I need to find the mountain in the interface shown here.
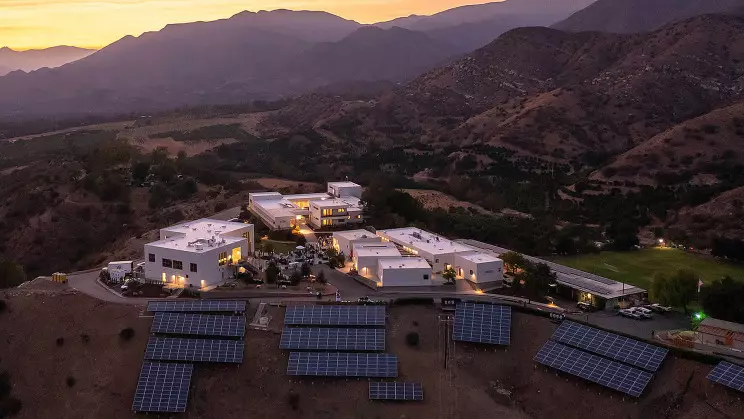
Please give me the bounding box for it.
[227,9,360,41]
[0,46,95,72]
[326,14,744,155]
[0,20,456,119]
[553,0,744,33]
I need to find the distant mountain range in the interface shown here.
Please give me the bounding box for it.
[0,1,596,119]
[0,46,95,75]
[553,0,744,33]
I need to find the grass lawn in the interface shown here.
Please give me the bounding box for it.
[260,239,299,255]
[553,248,744,290]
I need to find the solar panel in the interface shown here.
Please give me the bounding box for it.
[534,340,652,397]
[152,312,245,337]
[453,302,511,345]
[369,382,423,401]
[552,321,668,372]
[707,361,744,392]
[284,305,385,326]
[132,362,193,413]
[287,352,397,377]
[147,300,246,313]
[280,328,385,351]
[145,336,244,363]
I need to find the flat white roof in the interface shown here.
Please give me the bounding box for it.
[334,229,378,241]
[377,227,474,255]
[312,198,352,208]
[353,243,401,258]
[456,251,502,264]
[149,219,247,253]
[378,257,431,270]
[328,181,361,188]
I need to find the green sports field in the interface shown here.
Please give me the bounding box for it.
[553,248,744,290]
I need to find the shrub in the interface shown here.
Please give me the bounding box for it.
[0,371,11,398]
[287,391,300,410]
[80,334,90,344]
[119,328,135,341]
[56,337,65,346]
[66,376,76,387]
[0,396,22,416]
[0,300,6,313]
[406,332,420,347]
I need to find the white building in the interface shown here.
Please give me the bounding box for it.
[376,227,475,272]
[248,181,364,230]
[378,257,433,287]
[332,229,381,257]
[144,219,255,289]
[453,252,504,285]
[352,243,402,277]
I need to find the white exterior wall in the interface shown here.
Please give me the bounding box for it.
[454,255,504,284]
[144,240,248,288]
[328,184,362,198]
[378,265,433,287]
[309,203,350,229]
[333,234,380,257]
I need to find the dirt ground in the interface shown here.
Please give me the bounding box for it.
[129,136,237,157]
[252,178,323,193]
[1,288,743,419]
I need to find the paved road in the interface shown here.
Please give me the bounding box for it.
[67,270,146,306]
[579,310,690,340]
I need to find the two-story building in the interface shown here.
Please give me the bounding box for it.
[144,219,254,288]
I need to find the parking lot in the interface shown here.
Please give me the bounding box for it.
[575,309,690,340]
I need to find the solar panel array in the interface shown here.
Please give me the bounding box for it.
[535,340,653,398]
[152,312,245,337]
[147,300,246,313]
[145,336,244,363]
[552,321,668,372]
[284,305,385,326]
[132,362,194,413]
[369,382,423,401]
[708,361,744,393]
[280,328,385,351]
[287,352,398,377]
[453,302,511,345]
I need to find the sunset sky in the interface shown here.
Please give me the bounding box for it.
[1,0,486,50]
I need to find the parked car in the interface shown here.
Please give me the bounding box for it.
[577,302,597,312]
[619,308,643,320]
[633,307,654,319]
[647,304,672,313]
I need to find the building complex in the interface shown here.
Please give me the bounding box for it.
[144,219,254,289]
[248,181,364,230]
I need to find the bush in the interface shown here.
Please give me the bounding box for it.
[0,396,22,416]
[406,332,420,347]
[119,328,135,341]
[0,371,11,398]
[0,300,6,313]
[66,376,76,387]
[287,391,300,410]
[80,333,90,344]
[56,337,65,346]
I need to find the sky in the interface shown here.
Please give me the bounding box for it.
[0,0,485,50]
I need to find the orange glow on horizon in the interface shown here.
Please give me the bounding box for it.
[0,1,495,50]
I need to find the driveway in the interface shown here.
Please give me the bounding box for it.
[573,309,690,340]
[67,270,146,306]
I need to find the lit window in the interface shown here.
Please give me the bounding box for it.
[148,253,155,262]
[173,260,183,270]
[218,252,228,266]
[162,258,172,268]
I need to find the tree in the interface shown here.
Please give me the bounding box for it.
[265,263,280,284]
[301,263,312,278]
[317,271,327,285]
[650,269,699,314]
[289,271,303,286]
[701,276,744,323]
[519,262,556,298]
[131,161,151,184]
[500,251,527,275]
[0,257,26,289]
[442,267,457,284]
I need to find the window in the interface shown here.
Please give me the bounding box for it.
[242,232,249,239]
[232,247,241,262]
[148,253,155,262]
[470,269,474,275]
[322,209,332,217]
[190,263,198,273]
[423,274,430,280]
[173,260,183,270]
[356,215,362,219]
[218,252,228,266]
[162,258,172,268]
[435,259,439,263]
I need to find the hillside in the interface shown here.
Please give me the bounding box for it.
[553,0,744,33]
[0,46,95,73]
